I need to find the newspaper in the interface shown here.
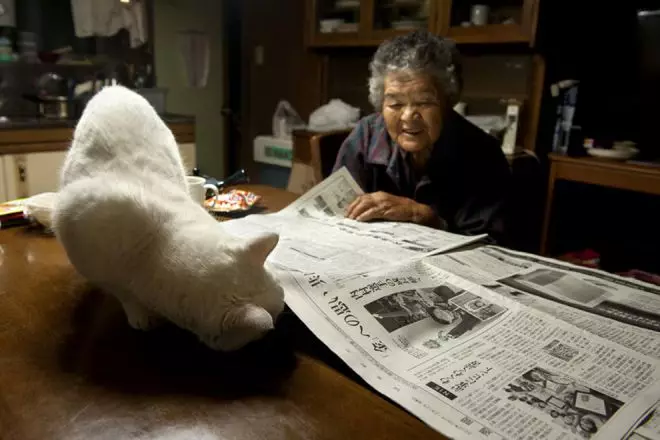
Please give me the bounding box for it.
[280,166,364,218]
[221,168,660,439]
[281,259,660,440]
[222,167,486,281]
[425,247,660,359]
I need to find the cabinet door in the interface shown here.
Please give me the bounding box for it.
[370,0,435,37]
[3,145,196,201]
[308,0,363,47]
[3,151,68,200]
[0,156,8,202]
[178,143,197,175]
[441,0,539,45]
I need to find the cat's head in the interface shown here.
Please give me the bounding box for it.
[201,233,284,351]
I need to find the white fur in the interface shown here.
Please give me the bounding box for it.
[53,86,284,351]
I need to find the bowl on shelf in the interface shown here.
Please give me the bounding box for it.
[584,140,638,161]
[320,19,345,33]
[586,146,639,161]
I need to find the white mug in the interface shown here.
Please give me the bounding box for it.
[186,176,219,207]
[470,5,489,26]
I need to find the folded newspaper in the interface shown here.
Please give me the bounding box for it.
[223,167,660,440]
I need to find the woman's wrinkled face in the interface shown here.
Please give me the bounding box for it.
[382,71,444,154]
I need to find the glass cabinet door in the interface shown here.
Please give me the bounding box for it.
[315,0,361,36]
[371,0,430,32]
[444,0,538,44]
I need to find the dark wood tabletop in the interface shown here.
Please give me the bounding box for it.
[0,184,442,440]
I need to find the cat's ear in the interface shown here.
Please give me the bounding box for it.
[243,233,279,266]
[218,304,274,350]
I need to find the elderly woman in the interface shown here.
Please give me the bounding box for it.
[333,31,511,242]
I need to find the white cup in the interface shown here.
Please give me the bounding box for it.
[186,176,219,208]
[470,5,489,26]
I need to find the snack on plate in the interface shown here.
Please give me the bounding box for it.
[204,189,261,213]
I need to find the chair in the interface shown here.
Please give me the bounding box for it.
[507,150,544,252]
[287,129,351,194]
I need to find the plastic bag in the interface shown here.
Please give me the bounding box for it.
[272,100,306,140]
[308,99,360,132]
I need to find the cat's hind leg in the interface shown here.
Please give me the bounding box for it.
[118,296,161,331]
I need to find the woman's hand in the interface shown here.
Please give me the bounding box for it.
[346,191,444,227]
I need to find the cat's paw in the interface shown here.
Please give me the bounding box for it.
[126,312,161,331]
[120,298,160,331]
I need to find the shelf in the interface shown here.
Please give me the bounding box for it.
[447,23,530,45]
[308,33,370,48]
[379,0,425,9]
[461,91,529,101]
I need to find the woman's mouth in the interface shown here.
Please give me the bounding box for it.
[402,129,423,137]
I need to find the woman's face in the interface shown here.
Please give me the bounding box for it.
[382,71,444,155]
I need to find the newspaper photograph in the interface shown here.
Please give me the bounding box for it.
[425,247,660,359]
[280,259,660,440]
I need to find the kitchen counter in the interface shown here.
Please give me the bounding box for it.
[0,113,194,130]
[0,114,195,155]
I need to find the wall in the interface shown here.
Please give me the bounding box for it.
[153,0,225,178]
[240,0,323,178]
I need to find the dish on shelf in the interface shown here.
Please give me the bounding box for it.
[586,147,639,161]
[335,22,359,33]
[319,19,345,33]
[391,20,425,30]
[335,0,360,10]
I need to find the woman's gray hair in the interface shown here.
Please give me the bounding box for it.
[368,31,462,110]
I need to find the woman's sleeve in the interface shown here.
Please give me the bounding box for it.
[332,123,370,191]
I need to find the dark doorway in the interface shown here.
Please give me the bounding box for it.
[223,0,243,176]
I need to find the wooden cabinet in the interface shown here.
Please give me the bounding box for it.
[0,158,7,202]
[0,121,196,202]
[306,0,539,47]
[1,151,67,201]
[0,144,197,202]
[442,0,539,44]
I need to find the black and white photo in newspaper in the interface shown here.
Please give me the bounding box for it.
[424,247,660,359]
[280,259,660,440]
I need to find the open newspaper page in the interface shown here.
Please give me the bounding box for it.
[424,247,660,359]
[279,166,364,218]
[280,259,660,440]
[222,167,486,282]
[629,401,660,440]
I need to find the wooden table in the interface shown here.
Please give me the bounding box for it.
[0,185,441,440]
[540,154,660,255]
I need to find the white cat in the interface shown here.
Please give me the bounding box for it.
[53,86,284,351]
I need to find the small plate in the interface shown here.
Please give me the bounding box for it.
[204,189,261,213]
[586,147,639,161]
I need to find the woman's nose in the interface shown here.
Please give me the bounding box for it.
[401,106,417,122]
